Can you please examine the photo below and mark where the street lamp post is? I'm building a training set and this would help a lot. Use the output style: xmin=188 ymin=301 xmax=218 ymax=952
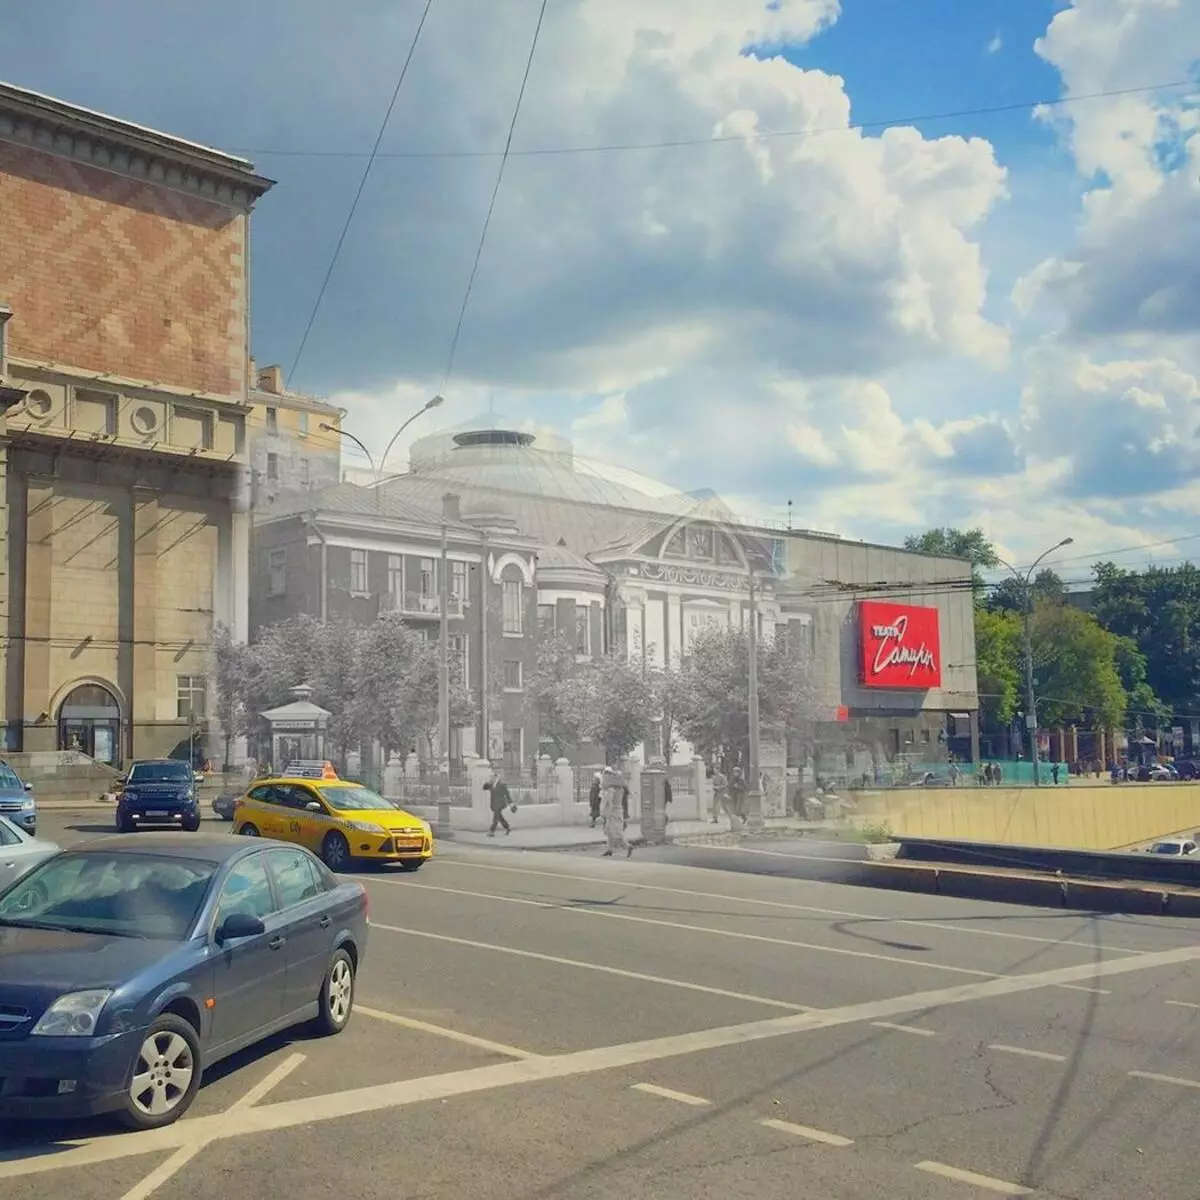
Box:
xmin=437 ymin=513 xmax=452 ymax=839
xmin=320 ymin=393 xmax=444 ymax=488
xmin=746 ymin=567 xmax=764 ymax=830
xmin=997 ymin=538 xmax=1074 ymax=786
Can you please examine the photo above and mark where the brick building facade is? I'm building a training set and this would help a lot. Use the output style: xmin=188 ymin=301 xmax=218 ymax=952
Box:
xmin=0 ymin=82 xmax=272 ymax=764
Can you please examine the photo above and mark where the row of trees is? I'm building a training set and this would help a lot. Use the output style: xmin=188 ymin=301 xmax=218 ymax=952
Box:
xmin=214 ymin=615 xmax=816 ymax=771
xmin=904 ymin=527 xmax=1175 ymax=735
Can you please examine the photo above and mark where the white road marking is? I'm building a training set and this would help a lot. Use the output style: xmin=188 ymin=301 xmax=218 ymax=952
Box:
xmin=118 ymin=1053 xmax=305 ymax=1200
xmin=916 ymin=1160 xmax=1032 ymax=1194
xmin=630 ymin=1082 xmax=710 ymax=1107
xmin=3 ymin=942 xmax=1195 ymax=1181
xmin=1129 ymin=1070 xmax=1200 ymax=1089
xmin=1057 ymin=984 xmax=1111 ymax=995
xmin=434 ymin=857 xmax=1155 ymax=956
xmin=356 ymin=1004 xmax=539 ymax=1060
xmin=682 ymin=843 xmax=868 ymax=865
xmin=372 ymin=921 xmax=812 ymax=1012
xmin=870 ymin=1021 xmax=937 ymax=1037
xmin=376 ymin=878 xmax=1003 ymax=979
xmin=1166 ymin=999 xmax=1200 ymax=1010
xmin=760 ymin=1118 xmax=853 ymax=1146
xmin=988 ymin=1044 xmax=1067 ymax=1063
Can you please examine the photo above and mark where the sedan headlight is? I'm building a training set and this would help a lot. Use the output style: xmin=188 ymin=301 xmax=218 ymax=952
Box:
xmin=31 ymin=990 xmax=113 ymax=1037
xmin=347 ymin=820 xmax=385 ymax=834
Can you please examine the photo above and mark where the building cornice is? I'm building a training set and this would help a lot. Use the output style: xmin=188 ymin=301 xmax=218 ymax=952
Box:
xmin=9 ymin=357 xmax=253 ymax=410
xmin=249 ymin=387 xmax=343 ymax=418
xmin=0 ymin=81 xmax=274 ymax=210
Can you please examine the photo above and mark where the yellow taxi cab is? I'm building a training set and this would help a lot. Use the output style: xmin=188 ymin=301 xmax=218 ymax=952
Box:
xmin=231 ymin=775 xmax=433 ymax=872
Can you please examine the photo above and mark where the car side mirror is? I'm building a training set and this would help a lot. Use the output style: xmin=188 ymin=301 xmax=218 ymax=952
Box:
xmin=306 ymin=801 xmax=322 ymax=812
xmin=216 ymin=912 xmax=265 ymax=943
xmin=23 ymin=781 xmax=33 ymax=792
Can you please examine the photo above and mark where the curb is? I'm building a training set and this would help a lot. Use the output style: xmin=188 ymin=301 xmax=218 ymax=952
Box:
xmin=861 ymin=860 xmax=1200 ymax=917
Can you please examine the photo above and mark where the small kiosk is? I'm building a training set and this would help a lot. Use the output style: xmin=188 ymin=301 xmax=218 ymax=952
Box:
xmin=260 ymin=684 xmax=331 ymax=772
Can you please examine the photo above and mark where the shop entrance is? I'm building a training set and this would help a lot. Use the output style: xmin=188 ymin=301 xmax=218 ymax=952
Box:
xmin=58 ymin=683 xmax=122 ymax=766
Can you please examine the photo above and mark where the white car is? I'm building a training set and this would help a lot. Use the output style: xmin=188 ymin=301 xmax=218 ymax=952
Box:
xmin=1148 ymin=837 xmax=1198 ymax=857
xmin=0 ymin=815 xmax=59 ymax=891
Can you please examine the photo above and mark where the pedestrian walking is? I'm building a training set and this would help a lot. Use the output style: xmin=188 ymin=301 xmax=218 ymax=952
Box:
xmin=600 ymin=765 xmax=632 ymax=857
xmin=588 ymin=771 xmax=602 ymax=827
xmin=485 ymin=771 xmax=514 ymax=836
xmin=1051 ymin=762 xmax=1060 ymax=785
xmin=728 ymin=767 xmax=748 ymax=826
xmin=709 ymin=765 xmax=728 ymax=823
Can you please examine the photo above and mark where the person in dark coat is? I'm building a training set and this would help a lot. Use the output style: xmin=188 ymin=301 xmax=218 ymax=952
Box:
xmin=485 ymin=771 xmax=513 ymax=836
xmin=588 ymin=771 xmax=603 ymax=827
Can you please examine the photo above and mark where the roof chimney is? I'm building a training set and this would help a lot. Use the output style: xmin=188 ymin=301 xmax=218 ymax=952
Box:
xmin=442 ymin=492 xmax=461 ymax=522
xmin=257 ymin=364 xmax=283 ymax=395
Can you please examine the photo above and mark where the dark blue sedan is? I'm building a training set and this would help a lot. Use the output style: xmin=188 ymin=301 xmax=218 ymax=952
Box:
xmin=0 ymin=834 xmax=368 ymax=1129
xmin=116 ymin=760 xmax=201 ymax=832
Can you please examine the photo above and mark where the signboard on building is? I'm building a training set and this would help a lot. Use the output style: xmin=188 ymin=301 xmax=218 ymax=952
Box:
xmin=858 ymin=601 xmax=942 ymax=690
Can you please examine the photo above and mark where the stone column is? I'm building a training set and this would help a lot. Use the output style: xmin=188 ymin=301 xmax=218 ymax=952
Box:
xmin=554 ymin=757 xmax=575 ymax=823
xmin=131 ymin=488 xmax=159 ymax=759
xmin=22 ymin=480 xmax=54 ymax=751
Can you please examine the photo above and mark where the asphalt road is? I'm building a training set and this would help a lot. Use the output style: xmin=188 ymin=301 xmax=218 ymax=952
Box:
xmin=4 ymin=809 xmax=1200 ymax=1199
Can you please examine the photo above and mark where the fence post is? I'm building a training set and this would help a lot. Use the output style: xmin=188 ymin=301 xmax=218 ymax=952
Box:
xmin=555 ymin=757 xmax=575 ymax=823
xmin=693 ymin=756 xmax=709 ymax=821
xmin=623 ymin=757 xmax=642 ymax=823
xmin=382 ymin=751 xmax=404 ymax=802
xmin=467 ymin=757 xmax=493 ymax=831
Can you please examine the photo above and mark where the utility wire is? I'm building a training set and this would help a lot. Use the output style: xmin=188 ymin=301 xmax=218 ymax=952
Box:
xmin=440 ymin=0 xmax=549 ymax=391
xmin=286 ymin=0 xmax=436 ymax=388
xmin=238 ymin=79 xmax=1194 ymax=163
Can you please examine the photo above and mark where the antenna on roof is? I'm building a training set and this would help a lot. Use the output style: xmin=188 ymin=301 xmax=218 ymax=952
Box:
xmin=787 ymin=499 xmax=793 ymax=532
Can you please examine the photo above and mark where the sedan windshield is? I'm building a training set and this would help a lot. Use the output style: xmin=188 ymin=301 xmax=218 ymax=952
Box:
xmin=316 ymin=785 xmax=398 ymax=812
xmin=0 ymin=851 xmax=217 ymax=939
xmin=128 ymin=762 xmax=192 ymax=784
xmin=1150 ymin=843 xmax=1183 ymax=855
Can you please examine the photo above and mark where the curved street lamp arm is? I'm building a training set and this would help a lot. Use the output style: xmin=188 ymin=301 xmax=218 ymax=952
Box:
xmin=380 ymin=396 xmax=444 ymax=479
xmin=321 ymin=424 xmax=377 ymax=482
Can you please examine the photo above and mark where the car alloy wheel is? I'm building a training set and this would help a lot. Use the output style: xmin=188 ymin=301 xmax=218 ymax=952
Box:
xmin=315 ymin=949 xmax=355 ymax=1035
xmin=238 ymin=823 xmax=260 ymax=836
xmin=322 ymin=831 xmax=351 ymax=872
xmin=119 ymin=1014 xmax=201 ymax=1130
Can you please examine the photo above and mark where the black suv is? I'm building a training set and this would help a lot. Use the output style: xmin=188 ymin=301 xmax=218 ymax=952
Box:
xmin=116 ymin=759 xmax=201 ymax=832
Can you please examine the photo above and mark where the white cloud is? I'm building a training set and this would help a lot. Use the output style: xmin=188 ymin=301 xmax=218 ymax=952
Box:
xmin=987 ymin=32 xmax=1004 ymax=55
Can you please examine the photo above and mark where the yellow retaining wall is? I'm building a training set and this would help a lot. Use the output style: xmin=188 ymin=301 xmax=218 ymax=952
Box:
xmin=853 ymin=784 xmax=1200 ymax=850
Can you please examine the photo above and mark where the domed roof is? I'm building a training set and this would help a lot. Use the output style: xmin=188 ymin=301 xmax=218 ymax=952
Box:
xmin=536 ymin=541 xmax=608 ymax=588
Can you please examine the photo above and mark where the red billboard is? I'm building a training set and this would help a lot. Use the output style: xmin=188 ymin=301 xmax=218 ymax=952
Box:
xmin=859 ymin=601 xmax=942 ymax=690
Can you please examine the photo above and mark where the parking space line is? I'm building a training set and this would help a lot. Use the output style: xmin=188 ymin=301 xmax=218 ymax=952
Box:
xmin=119 ymin=1052 xmax=305 ymax=1200
xmin=371 ymin=920 xmax=813 ymax=1012
xmin=1057 ymin=984 xmax=1111 ymax=995
xmin=870 ymin=1021 xmax=937 ymax=1037
xmin=988 ymin=1044 xmax=1067 ymax=1063
xmin=434 ymin=858 xmax=1155 ymax=955
xmin=3 ymin=943 xmax=1197 ymax=1181
xmin=1129 ymin=1070 xmax=1200 ymax=1089
xmin=355 ymin=1004 xmax=539 ymax=1060
xmin=1166 ymin=1000 xmax=1200 ymax=1010
xmin=760 ymin=1118 xmax=853 ymax=1147
xmin=915 ymin=1160 xmax=1032 ymax=1194
xmin=630 ymin=1082 xmax=710 ymax=1107
xmin=375 ymin=878 xmax=1003 ymax=979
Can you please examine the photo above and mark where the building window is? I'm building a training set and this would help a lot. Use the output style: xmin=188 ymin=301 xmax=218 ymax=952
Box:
xmin=266 ymin=407 xmax=277 ymax=433
xmin=502 ymin=726 xmax=523 ymax=772
xmin=350 ymin=549 xmax=369 ymax=594
xmin=388 ymin=555 xmax=404 ymax=603
xmin=298 ymin=411 xmax=309 ymax=435
xmin=503 ymin=660 xmax=523 ymax=691
xmin=266 ymin=452 xmax=278 ymax=481
xmin=267 ymin=548 xmax=286 ymax=596
xmin=502 ymin=579 xmax=524 ymax=635
xmin=418 ymin=558 xmax=436 ymax=601
xmin=450 ymin=560 xmax=467 ymax=603
xmin=299 ymin=458 xmax=310 ymax=487
xmin=448 ymin=634 xmax=468 ymax=681
xmin=537 ymin=604 xmax=555 ymax=635
xmin=575 ymin=606 xmax=591 ymax=656
xmin=176 ymin=675 xmax=207 ymax=721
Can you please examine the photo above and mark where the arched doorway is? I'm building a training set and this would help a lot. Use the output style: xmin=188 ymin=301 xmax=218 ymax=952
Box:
xmin=58 ymin=683 xmax=122 ymax=765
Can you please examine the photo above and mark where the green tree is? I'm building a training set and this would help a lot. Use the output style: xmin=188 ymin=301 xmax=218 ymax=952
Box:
xmin=211 ymin=623 xmax=250 ymax=770
xmin=561 ymin=653 xmax=657 ymax=765
xmin=989 ymin=569 xmax=1066 ymax=614
xmin=974 ymin=607 xmax=1022 ymax=726
xmin=1030 ymin=602 xmax=1126 ymax=729
xmin=1091 ymin=562 xmax=1200 ymax=715
xmin=524 ymin=632 xmax=586 ymax=757
xmin=904 ymin=526 xmax=999 ymax=602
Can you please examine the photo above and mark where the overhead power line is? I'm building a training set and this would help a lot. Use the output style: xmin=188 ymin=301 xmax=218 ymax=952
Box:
xmin=286 ymin=0 xmax=436 ymax=388
xmin=237 ymin=79 xmax=1194 ymax=163
xmin=440 ymin=0 xmax=549 ymax=391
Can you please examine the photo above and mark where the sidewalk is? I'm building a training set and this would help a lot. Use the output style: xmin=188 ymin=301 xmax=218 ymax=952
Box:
xmin=451 ymin=814 xmax=826 ymax=850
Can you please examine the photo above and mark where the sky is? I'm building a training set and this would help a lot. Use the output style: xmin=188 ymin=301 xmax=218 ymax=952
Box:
xmin=2 ymin=0 xmax=1198 ymax=584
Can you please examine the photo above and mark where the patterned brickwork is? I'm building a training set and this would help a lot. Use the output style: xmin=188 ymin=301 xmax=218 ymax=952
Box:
xmin=0 ymin=141 xmax=247 ymax=397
